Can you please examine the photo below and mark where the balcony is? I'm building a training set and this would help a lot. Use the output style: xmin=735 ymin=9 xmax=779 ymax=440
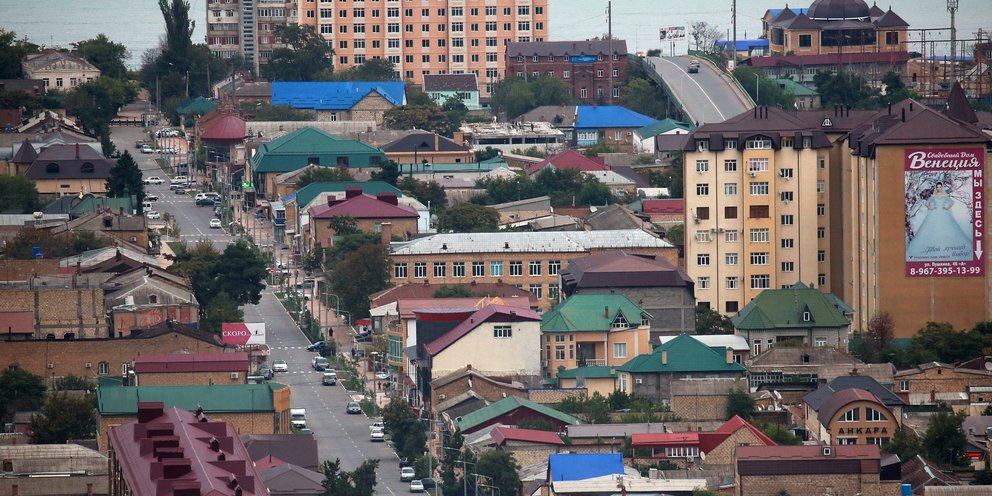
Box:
xmin=579 ymin=358 xmax=607 ymax=367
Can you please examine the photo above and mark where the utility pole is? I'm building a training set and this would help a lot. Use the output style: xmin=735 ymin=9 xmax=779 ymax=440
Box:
xmin=732 ymin=0 xmax=738 ymax=67
xmin=947 ymin=0 xmax=959 ymax=81
xmin=607 ymin=1 xmax=613 ymax=104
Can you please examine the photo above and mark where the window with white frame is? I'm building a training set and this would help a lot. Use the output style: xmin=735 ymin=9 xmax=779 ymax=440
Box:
xmin=509 ymin=261 xmax=523 ymax=276
xmin=748 ymin=158 xmax=769 ymax=172
xmin=696 ymin=160 xmax=709 ymax=173
xmin=899 ymin=380 xmax=910 ymax=391
xmin=814 ymin=336 xmax=827 ymax=347
xmin=611 ymin=312 xmax=630 ymax=329
xmin=548 ymin=284 xmax=560 ymax=301
xmin=529 ymin=284 xmax=542 ymax=299
xmin=696 ymin=230 xmax=712 ymax=242
xmin=433 ymin=262 xmax=446 ymax=277
xmin=818 ymin=273 xmax=826 ymax=286
xmin=548 ymin=260 xmax=561 ymax=275
xmin=745 ymin=137 xmax=772 ymax=149
xmin=726 ymin=253 xmax=738 ymax=265
xmin=696 ymin=139 xmax=708 ymax=151
xmin=452 ymin=262 xmax=466 ymax=277
xmin=840 ymin=408 xmax=860 ymax=422
xmin=697 ymin=253 xmax=710 ymax=266
xmin=750 ymin=252 xmax=769 ymax=265
xmin=749 ymin=182 xmax=769 ymax=195
xmin=529 ymin=260 xmax=542 ymax=276
xmin=817 ymin=204 xmax=826 ymax=216
xmin=781 ymin=215 xmax=794 ymax=225
xmin=394 ymin=263 xmax=408 ymax=278
xmin=781 ymin=238 xmax=794 ymax=248
xmin=724 ymin=183 xmax=738 ymax=195
xmin=750 ymin=228 xmax=769 ymax=242
xmin=665 ymin=447 xmax=699 ymax=458
xmin=726 ymin=276 xmax=739 ymax=289
xmin=472 ymin=261 xmax=485 ymax=277
xmin=414 ymin=262 xmax=427 ymax=278
xmin=781 ymin=261 xmax=794 ymax=272
xmin=818 ymin=227 xmax=826 ymax=239
xmin=493 ymin=325 xmax=512 ymax=339
xmin=818 ymin=157 xmax=826 ymax=169
xmin=750 ymin=274 xmax=770 ymax=289
xmin=724 ymin=159 xmax=737 ymax=172
xmin=613 ymin=342 xmax=627 ymax=358
xmin=818 ymin=250 xmax=826 ymax=262
xmin=780 ymin=168 xmax=794 ymax=178
xmin=696 ymin=183 xmax=709 ymax=196
xmin=98 ymin=361 xmax=109 ymax=375
xmin=490 ymin=261 xmax=503 ymax=277
xmin=725 ymin=230 xmax=739 ymax=243
xmin=780 ymin=191 xmax=794 ymax=202
xmin=726 ymin=139 xmax=738 ymax=149
xmin=640 ymin=314 xmax=650 ymax=327
xmin=817 ymin=180 xmax=825 ymax=193
xmin=698 ymin=276 xmax=710 ymax=289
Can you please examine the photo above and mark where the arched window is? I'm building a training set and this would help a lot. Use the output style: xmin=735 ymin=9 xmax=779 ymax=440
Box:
xmin=45 ymin=163 xmax=59 ymax=174
xmin=839 ymin=408 xmax=860 ymax=422
xmin=148 ymin=294 xmax=158 ymax=304
xmin=63 ymin=332 xmax=75 ymax=340
xmin=80 ymin=162 xmax=95 ymax=173
xmin=865 ymin=407 xmax=888 ymax=421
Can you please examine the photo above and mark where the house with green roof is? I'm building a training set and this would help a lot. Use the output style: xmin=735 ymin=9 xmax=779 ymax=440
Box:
xmin=556 ymin=365 xmax=617 ymax=397
xmin=96 ymin=382 xmax=291 ymax=452
xmin=616 ymin=333 xmax=746 ymax=402
xmin=773 ymin=78 xmax=820 ymax=110
xmin=731 ymin=283 xmax=852 ymax=356
xmin=285 ymin=181 xmax=427 ymax=239
xmin=634 ymin=118 xmax=693 ymax=154
xmin=250 ymin=126 xmax=387 ymax=198
xmin=541 ymin=294 xmax=653 ymax=379
xmin=450 ymin=395 xmax=580 ymax=434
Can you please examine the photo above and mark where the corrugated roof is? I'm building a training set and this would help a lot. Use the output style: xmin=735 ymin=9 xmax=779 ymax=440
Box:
xmin=816 ymin=388 xmax=885 ymax=426
xmin=271 ymin=81 xmax=406 ymax=110
xmin=98 ymin=383 xmax=285 ymax=415
xmin=25 ymin=144 xmax=114 ymax=179
xmin=307 ymin=193 xmax=418 ymax=219
xmin=252 ymin=127 xmax=386 ymax=173
xmin=560 ymin=251 xmax=691 ymax=290
xmin=201 ymin=114 xmax=246 ymax=141
xmin=732 ymin=283 xmax=851 ymax=330
xmin=424 ymin=304 xmax=541 ymax=356
xmin=641 ymin=199 xmax=685 ymax=215
xmin=382 ymin=131 xmax=469 ymax=153
xmin=423 ymin=74 xmax=478 ymax=92
xmin=555 ymin=365 xmax=617 ymax=380
xmin=507 ymin=40 xmax=628 ymax=58
xmin=736 ymin=443 xmax=880 ymax=463
xmin=12 ymin=139 xmax=37 ymax=163
xmin=525 ymin=149 xmax=608 ymax=175
xmin=657 ymin=334 xmax=749 ymax=351
xmin=803 ymin=375 xmax=905 ymax=410
xmin=390 ymin=229 xmax=672 ymax=256
xmin=454 ymin=396 xmax=580 ymax=432
xmin=133 ymin=352 xmax=249 ymax=374
xmin=617 ymin=333 xmax=746 ymax=374
xmin=0 ymin=311 xmax=33 ymax=333
xmin=491 ymin=426 xmax=565 ymax=446
xmin=873 ymin=8 xmax=908 ymax=27
xmin=775 ymin=78 xmax=818 ymax=96
xmin=243 ymin=434 xmax=319 ymax=472
xmin=632 ymin=432 xmax=699 ymax=445
xmin=547 ymin=453 xmax=624 ymax=482
xmin=541 ymin=293 xmax=650 ymax=333
xmin=635 ymin=119 xmax=692 ymax=139
xmin=176 ymin=97 xmax=217 ymax=116
xmin=257 ymin=463 xmax=325 ymax=493
xmin=575 ymin=106 xmax=656 ymax=129
xmin=293 ymin=181 xmax=401 ymax=210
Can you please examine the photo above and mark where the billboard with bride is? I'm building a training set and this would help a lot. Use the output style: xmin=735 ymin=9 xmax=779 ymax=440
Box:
xmin=904 ymin=148 xmax=985 ymax=277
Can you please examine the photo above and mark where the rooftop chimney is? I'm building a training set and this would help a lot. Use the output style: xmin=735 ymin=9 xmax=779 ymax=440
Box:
xmin=726 ymin=347 xmax=734 ymax=364
xmin=376 ymin=192 xmax=399 ymax=205
xmin=434 ymin=133 xmax=439 ymax=151
xmin=136 ymin=402 xmax=165 ymax=423
xmin=604 ymin=306 xmax=609 ymax=318
xmin=161 ymin=458 xmax=192 ymax=479
xmin=345 ymin=186 xmax=363 ymax=199
xmin=380 ymin=222 xmax=392 ymax=245
xmin=661 ymin=350 xmax=668 ymax=365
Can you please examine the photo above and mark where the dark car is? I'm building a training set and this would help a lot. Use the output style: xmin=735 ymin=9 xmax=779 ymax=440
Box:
xmin=346 ymin=402 xmax=362 ymax=414
xmin=174 ymin=187 xmax=186 ymax=195
xmin=399 ymin=457 xmax=413 ymax=469
xmin=306 ymin=341 xmax=330 ymax=352
xmin=195 ymin=197 xmax=215 ymax=206
xmin=687 ymin=60 xmax=700 ymax=73
xmin=256 ymin=365 xmax=274 ymax=380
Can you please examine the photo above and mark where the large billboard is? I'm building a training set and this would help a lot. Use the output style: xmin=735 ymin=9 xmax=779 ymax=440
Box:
xmin=221 ymin=322 xmax=266 ymax=346
xmin=904 ymin=148 xmax=985 ymax=277
xmin=659 ymin=26 xmax=686 ymax=41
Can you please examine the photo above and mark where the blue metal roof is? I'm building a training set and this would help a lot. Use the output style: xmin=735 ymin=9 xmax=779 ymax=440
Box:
xmin=574 ymin=106 xmax=656 ymax=130
xmin=767 ymin=8 xmax=809 ymax=17
xmin=715 ymin=39 xmax=770 ymax=51
xmin=548 ymin=453 xmax=624 ymax=482
xmin=271 ymin=81 xmax=406 ymax=110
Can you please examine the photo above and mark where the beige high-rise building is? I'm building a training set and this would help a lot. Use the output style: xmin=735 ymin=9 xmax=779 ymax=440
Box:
xmin=682 ymin=106 xmax=834 ymax=316
xmin=209 ymin=1 xmax=547 ymax=96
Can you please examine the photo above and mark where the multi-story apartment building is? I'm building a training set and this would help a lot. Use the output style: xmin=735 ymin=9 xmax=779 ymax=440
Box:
xmin=505 ymin=40 xmax=627 ymax=105
xmin=211 ymin=0 xmax=548 ymax=95
xmin=682 ymin=106 xmax=834 ymax=315
xmin=388 ymin=230 xmax=677 ymax=311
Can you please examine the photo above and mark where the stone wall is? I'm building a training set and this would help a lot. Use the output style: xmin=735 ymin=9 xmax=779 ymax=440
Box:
xmin=0 ymin=287 xmax=106 ymax=338
xmin=736 ymin=473 xmax=891 ymax=496
xmin=527 ymin=388 xmax=585 ymax=404
xmin=0 ymin=259 xmax=61 ymax=281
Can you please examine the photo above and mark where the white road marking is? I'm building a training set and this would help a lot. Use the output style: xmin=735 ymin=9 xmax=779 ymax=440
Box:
xmin=656 ymin=57 xmax=727 ymax=122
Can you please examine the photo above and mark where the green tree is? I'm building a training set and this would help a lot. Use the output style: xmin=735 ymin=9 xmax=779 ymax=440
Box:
xmin=583 ymin=143 xmax=616 ymax=157
xmin=0 ymin=366 xmax=46 ymax=417
xmin=53 ymin=375 xmax=96 ymax=391
xmin=331 ymin=243 xmax=392 ymax=317
xmin=759 ymin=423 xmax=801 ymax=445
xmin=369 ymin=160 xmax=400 ymax=185
xmin=690 ymin=21 xmax=721 ymax=53
xmin=433 ymin=285 xmax=478 ymax=298
xmin=696 ymin=306 xmax=735 ymax=334
xmin=263 ymin=25 xmax=334 ymax=81
xmin=490 ymin=76 xmax=572 ymax=119
xmin=381 ymin=400 xmax=426 ymax=460
xmin=0 ymin=88 xmax=43 ymax=111
xmin=879 ymin=71 xmax=916 ymax=107
xmin=692 ymin=489 xmax=719 ymax=496
xmin=159 ymin=0 xmax=194 ymax=63
xmin=320 ymin=458 xmax=380 ymax=496
xmin=813 ymin=70 xmax=873 ymax=108
xmin=295 ymin=166 xmax=355 ymax=189
xmin=328 ymin=216 xmax=360 ymax=236
xmin=106 ymin=151 xmax=145 ymax=212
xmin=0 ymin=176 xmax=40 ymax=213
xmin=384 ymin=105 xmax=452 ymax=135
xmin=852 ymin=312 xmax=895 ymax=362
xmin=474 ymin=175 xmax=541 ymax=205
xmin=397 ymin=177 xmax=446 ymax=211
xmin=244 ymin=103 xmax=315 ymax=121
xmin=732 ymin=66 xmax=794 ymax=108
xmin=74 ymin=34 xmax=129 ymax=80
xmin=726 ymin=388 xmax=755 ymax=420
xmin=201 ymin=291 xmax=244 ymax=334
xmin=28 ymin=393 xmax=96 ymax=444
xmin=0 ymin=29 xmax=36 ymax=79
xmin=63 ymin=76 xmax=138 ymax=137
xmin=665 ymin=224 xmax=684 ymax=246
xmin=442 ymin=95 xmax=469 ymax=133
xmin=209 ymin=241 xmax=268 ymax=307
xmin=923 ymin=408 xmax=968 ymax=466
xmin=475 ymin=450 xmax=520 ymax=496
xmin=2 ymin=229 xmax=111 ymax=259
xmin=621 ymin=78 xmax=674 ymax=120
xmin=437 ymin=203 xmax=500 ymax=232
xmin=331 ymin=58 xmax=398 ymax=81
xmin=577 ymin=181 xmax=616 ymax=206
xmin=884 ymin=427 xmax=922 ymax=462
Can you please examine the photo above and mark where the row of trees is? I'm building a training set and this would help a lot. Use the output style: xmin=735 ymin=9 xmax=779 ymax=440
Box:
xmin=0 ymin=367 xmax=96 ymax=444
xmin=472 ymin=167 xmax=618 ymax=208
xmin=850 ymin=313 xmax=992 ymax=367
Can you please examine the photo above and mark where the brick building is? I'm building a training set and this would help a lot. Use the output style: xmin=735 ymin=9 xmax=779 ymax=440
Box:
xmin=894 ymin=357 xmax=992 ymax=405
xmin=505 ymin=40 xmax=627 ymax=105
xmin=734 ymin=444 xmax=899 ymax=496
xmin=490 ymin=426 xmax=565 ymax=467
xmin=0 ymin=444 xmax=107 ymax=496
xmin=0 ymin=322 xmax=226 ymax=383
xmin=305 ymin=188 xmax=419 ymax=251
xmin=430 ymin=366 xmax=528 ymax=409
xmin=803 ymin=376 xmax=905 ymax=445
xmin=132 ymin=352 xmax=250 ymax=386
xmin=98 ymin=383 xmax=291 ymax=453
xmin=103 ymin=266 xmax=199 ymax=335
xmin=631 ymin=415 xmax=776 ymax=467
xmin=0 ymin=278 xmax=106 ymax=340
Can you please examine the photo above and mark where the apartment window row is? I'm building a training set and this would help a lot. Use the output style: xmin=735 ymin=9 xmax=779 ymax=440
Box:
xmin=395 ymin=260 xmax=561 ymax=279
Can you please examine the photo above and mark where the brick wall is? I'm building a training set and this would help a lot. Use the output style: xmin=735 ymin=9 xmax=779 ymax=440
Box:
xmin=500 ymin=443 xmax=561 ymax=467
xmin=737 ymin=473 xmax=888 ymax=496
xmin=111 ymin=305 xmax=198 ymax=336
xmin=0 ymin=332 xmax=226 ymax=383
xmin=899 ymin=367 xmax=992 ymax=405
xmin=527 ymin=388 xmax=585 ymax=405
xmin=432 ymin=374 xmax=528 ymax=407
xmin=671 ymin=394 xmax=729 ymax=422
xmin=0 ymin=287 xmax=106 ymax=338
xmin=135 ymin=370 xmax=247 ymax=386
xmin=0 ymin=259 xmax=61 ymax=281
xmin=704 ymin=429 xmax=768 ymax=466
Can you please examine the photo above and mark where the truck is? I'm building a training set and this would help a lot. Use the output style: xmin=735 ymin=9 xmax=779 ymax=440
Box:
xmin=290 ymin=408 xmax=307 ymax=430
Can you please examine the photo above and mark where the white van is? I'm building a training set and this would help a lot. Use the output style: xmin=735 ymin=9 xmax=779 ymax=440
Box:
xmin=290 ymin=408 xmax=307 ymax=429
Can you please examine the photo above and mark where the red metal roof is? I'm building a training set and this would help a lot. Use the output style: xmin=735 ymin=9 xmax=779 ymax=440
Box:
xmin=526 ymin=149 xmax=609 ymax=175
xmin=738 ymin=443 xmax=880 ymax=461
xmin=200 ymin=114 xmax=247 ymax=141
xmin=491 ymin=426 xmax=566 ymax=446
xmin=307 ymin=193 xmax=418 ymax=219
xmin=423 ymin=304 xmax=542 ymax=356
xmin=634 ymin=416 xmax=776 ymax=453
xmin=396 ymin=296 xmax=532 ymax=319
xmin=0 ymin=312 xmax=33 ymax=333
xmin=744 ymin=50 xmax=910 ymax=69
xmin=632 ymin=432 xmax=699 ymax=446
xmin=642 ymin=199 xmax=685 ymax=215
xmin=107 ymin=403 xmax=269 ymax=496
xmin=132 ymin=352 xmax=249 ymax=374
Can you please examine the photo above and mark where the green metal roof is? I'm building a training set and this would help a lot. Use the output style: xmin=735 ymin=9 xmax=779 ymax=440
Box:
xmin=731 ymin=283 xmax=851 ymax=330
xmin=177 ymin=97 xmax=217 ymax=116
xmin=400 ymin=157 xmax=508 ymax=173
xmin=70 ymin=196 xmax=135 ymax=216
xmin=454 ymin=396 xmax=580 ymax=432
xmin=774 ymin=78 xmax=818 ymax=97
xmin=542 ymin=294 xmax=651 ymax=333
xmin=556 ymin=365 xmax=617 ymax=380
xmin=292 ymin=181 xmax=403 ymax=209
xmin=97 ymin=383 xmax=286 ymax=415
xmin=252 ymin=127 xmax=386 ymax=173
xmin=617 ymin=333 xmax=746 ymax=374
xmin=635 ymin=118 xmax=693 ymax=138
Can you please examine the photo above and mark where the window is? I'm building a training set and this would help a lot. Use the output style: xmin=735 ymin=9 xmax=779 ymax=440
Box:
xmin=696 ymin=139 xmax=709 ymax=151
xmin=696 ymin=160 xmax=709 ymax=173
xmin=840 ymin=408 xmax=861 ymax=422
xmin=490 ymin=261 xmax=502 ymax=277
xmin=725 ymin=206 xmax=738 ymax=219
xmin=433 ymin=262 xmax=446 ymax=278
xmin=613 ymin=342 xmax=628 ymax=359
xmin=724 ymin=183 xmax=738 ymax=195
xmin=696 ymin=230 xmax=712 ymax=242
xmin=725 ymin=230 xmax=739 ymax=243
xmin=548 ymin=260 xmax=560 ymax=275
xmin=563 ymin=70 xmax=570 ymax=78
xmin=899 ymin=380 xmax=910 ymax=392
xmin=814 ymin=336 xmax=827 ymax=347
xmin=98 ymin=361 xmax=109 ymax=375
xmin=726 ymin=276 xmax=739 ymax=290
xmin=452 ymin=262 xmax=466 ymax=278
xmin=750 ymin=252 xmax=769 ymax=265
xmin=817 ymin=180 xmax=825 ymax=193
xmin=780 ymin=191 xmax=794 ymax=202
xmin=611 ymin=313 xmax=630 ymax=329
xmin=780 ymin=168 xmax=794 ymax=179
xmin=412 ymin=262 xmax=429 ymax=279
xmin=799 ymin=34 xmax=812 ymax=47
xmin=555 ymin=345 xmax=566 ymax=360
xmin=781 ymin=261 xmax=794 ymax=272
xmin=493 ymin=325 xmax=512 ymax=339
xmin=745 ymin=137 xmax=772 ymax=149
xmin=698 ymin=276 xmax=710 ymax=289
xmin=697 ymin=253 xmax=710 ymax=266
xmin=818 ymin=227 xmax=826 ymax=239
xmin=749 ymin=205 xmax=769 ymax=218
xmin=394 ymin=263 xmax=408 ymax=278
xmin=782 ymin=238 xmax=794 ymax=248
xmin=612 ymin=87 xmax=621 ymax=98
xmin=486 ymin=5 xmax=496 ymax=15
xmin=750 ymin=274 xmax=770 ymax=289
xmin=696 ymin=207 xmax=710 ymax=220
xmin=749 ymin=182 xmax=769 ymax=195
xmin=781 ymin=215 xmax=794 ymax=225
xmin=528 ymin=260 xmax=542 ymax=276
xmin=472 ymin=261 xmax=485 ymax=277
xmin=748 ymin=158 xmax=769 ymax=172
xmin=818 ymin=274 xmax=826 ymax=286
xmin=817 ymin=204 xmax=826 ymax=216
xmin=580 ymin=87 xmax=588 ymax=98
xmin=724 ymin=159 xmax=737 ymax=172
xmin=885 ymin=31 xmax=899 ymax=45
xmin=509 ymin=261 xmax=523 ymax=277
xmin=548 ymin=284 xmax=560 ymax=301
xmin=696 ymin=183 xmax=710 ymax=196
xmin=817 ymin=250 xmax=826 ymax=263
xmin=726 ymin=253 xmax=739 ymax=265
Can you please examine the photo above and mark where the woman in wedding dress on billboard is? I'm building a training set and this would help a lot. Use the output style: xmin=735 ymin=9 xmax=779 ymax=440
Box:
xmin=906 ymin=178 xmax=972 ymax=261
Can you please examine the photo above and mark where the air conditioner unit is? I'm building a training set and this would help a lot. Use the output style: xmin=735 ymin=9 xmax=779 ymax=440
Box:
xmin=47 ymin=363 xmax=54 ymax=369
xmin=230 ymin=372 xmax=239 ymax=379
xmin=438 ymin=394 xmax=446 ymax=400
xmin=784 ymin=199 xmax=792 ymax=204
xmin=635 ymin=378 xmax=643 ymax=384
xmin=693 ymin=216 xmax=700 ymax=224
xmin=822 ymin=446 xmax=832 ymax=456
xmin=709 ymin=228 xmax=717 ymax=234
xmin=749 ymin=171 xmax=757 ymax=177
xmin=85 ymin=362 xmax=92 ymax=369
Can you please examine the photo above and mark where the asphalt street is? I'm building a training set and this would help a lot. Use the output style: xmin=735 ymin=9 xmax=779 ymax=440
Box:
xmin=110 ymin=125 xmax=408 ymax=495
xmin=648 ymin=55 xmax=751 ymax=125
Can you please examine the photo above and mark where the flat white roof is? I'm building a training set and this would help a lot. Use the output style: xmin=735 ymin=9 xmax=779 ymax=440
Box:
xmin=390 ymin=229 xmax=672 ymax=255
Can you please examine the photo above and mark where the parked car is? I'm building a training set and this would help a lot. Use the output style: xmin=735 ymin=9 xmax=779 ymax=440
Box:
xmin=209 ymin=218 xmax=222 ymax=229
xmin=346 ymin=402 xmax=362 ymax=414
xmin=375 ymin=371 xmax=390 ymax=380
xmin=400 ymin=467 xmax=416 ymax=482
xmin=141 ymin=145 xmax=153 ymax=154
xmin=409 ymin=480 xmax=424 ymax=493
xmin=399 ymin=457 xmax=413 ymax=469
xmin=272 ymin=359 xmax=288 ymax=372
xmin=290 ymin=408 xmax=307 ymax=430
xmin=135 ymin=140 xmax=145 ymax=149
xmin=370 ymin=428 xmax=385 ymax=442
xmin=195 ymin=197 xmax=215 ymax=206
xmin=144 ymin=176 xmax=164 ymax=185
xmin=369 ymin=420 xmax=384 ymax=431
xmin=173 ymin=187 xmax=186 ymax=195
xmin=257 ymin=365 xmax=274 ymax=380
xmin=145 ymin=194 xmax=158 ymax=202
xmin=311 ymin=356 xmax=329 ymax=371
xmin=306 ymin=341 xmax=329 ymax=352
xmin=214 ymin=206 xmax=223 ymax=218
xmin=204 ymin=192 xmax=221 ymax=202
xmin=145 ymin=210 xmax=161 ymax=220
xmin=322 ymin=371 xmax=337 ymax=386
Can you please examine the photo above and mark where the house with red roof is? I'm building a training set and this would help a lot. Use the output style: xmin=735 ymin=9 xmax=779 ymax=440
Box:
xmin=734 ymin=444 xmax=902 ymax=496
xmin=107 ymin=402 xmax=270 ymax=496
xmin=631 ymin=415 xmax=776 ymax=466
xmin=525 ymin=149 xmax=609 ymax=176
xmin=491 ymin=426 xmax=566 ymax=466
xmin=639 ymin=199 xmax=684 ymax=224
xmin=305 ymin=186 xmax=419 ymax=250
xmin=423 ymin=304 xmax=543 ymax=382
xmin=133 ymin=352 xmax=250 ymax=386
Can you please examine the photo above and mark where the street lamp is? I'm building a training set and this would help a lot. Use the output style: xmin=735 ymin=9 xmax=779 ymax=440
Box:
xmin=442 ymin=447 xmax=473 ymax=496
xmin=948 ymin=0 xmax=959 ymax=81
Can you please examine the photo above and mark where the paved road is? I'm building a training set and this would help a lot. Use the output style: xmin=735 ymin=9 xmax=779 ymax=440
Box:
xmin=647 ymin=56 xmax=751 ymax=125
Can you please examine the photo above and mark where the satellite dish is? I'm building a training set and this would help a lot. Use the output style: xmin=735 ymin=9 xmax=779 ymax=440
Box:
xmin=984 ymin=361 xmax=992 ymax=371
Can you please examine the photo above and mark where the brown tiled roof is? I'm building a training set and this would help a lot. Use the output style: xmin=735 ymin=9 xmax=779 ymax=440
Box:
xmin=946 ymin=82 xmax=979 ymax=124
xmin=769 ymin=7 xmax=797 ymax=24
xmin=736 ymin=444 xmax=881 ymax=476
xmin=874 ymin=9 xmax=909 ymax=27
xmin=12 ymin=139 xmax=37 ymax=163
xmin=560 ymin=250 xmax=692 ymax=291
xmin=423 ymin=304 xmax=541 ymax=356
xmin=507 ymin=40 xmax=628 ymax=58
xmin=370 ymin=282 xmax=537 ymax=308
xmin=133 ymin=352 xmax=249 ymax=374
xmin=683 ymin=106 xmax=833 ymax=151
xmin=848 ymin=99 xmax=989 ymax=156
xmin=816 ymin=388 xmax=884 ymax=426
xmin=782 ymin=13 xmax=820 ymax=30
xmin=423 ymin=74 xmax=478 ymax=92
xmin=25 ymin=144 xmax=114 ymax=180
xmin=901 ymin=454 xmax=960 ymax=492
xmin=383 ymin=131 xmax=469 ymax=153
xmin=243 ymin=434 xmax=319 ymax=472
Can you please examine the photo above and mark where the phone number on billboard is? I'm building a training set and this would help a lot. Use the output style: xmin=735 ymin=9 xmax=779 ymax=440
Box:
xmin=908 ymin=266 xmax=982 ymax=276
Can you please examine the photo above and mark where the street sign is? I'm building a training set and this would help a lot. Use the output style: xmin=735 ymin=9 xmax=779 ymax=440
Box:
xmin=221 ymin=322 xmax=266 ymax=345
